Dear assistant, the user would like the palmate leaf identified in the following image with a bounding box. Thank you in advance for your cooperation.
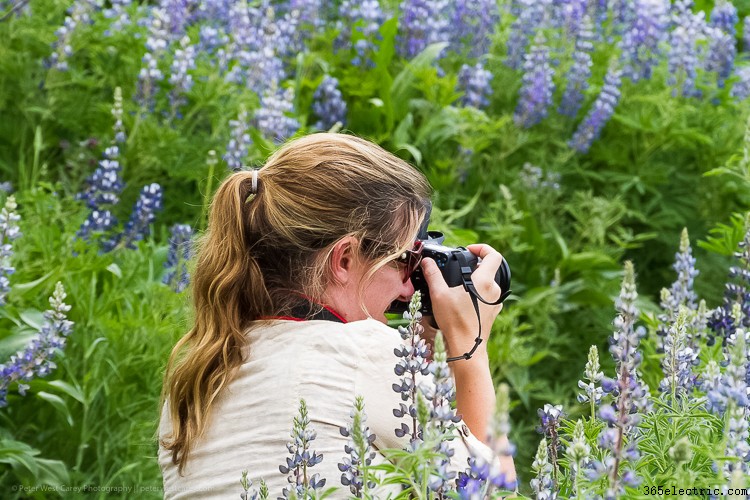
[697,213,748,256]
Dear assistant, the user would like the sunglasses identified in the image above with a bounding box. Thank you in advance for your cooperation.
[394,240,424,283]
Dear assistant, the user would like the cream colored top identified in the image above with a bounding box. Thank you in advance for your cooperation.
[158,318,495,499]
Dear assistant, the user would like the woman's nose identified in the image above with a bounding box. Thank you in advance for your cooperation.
[397,277,416,301]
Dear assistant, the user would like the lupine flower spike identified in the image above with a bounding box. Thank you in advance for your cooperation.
[566,419,591,498]
[397,0,451,60]
[279,399,327,498]
[312,76,347,131]
[537,404,563,490]
[255,87,300,145]
[163,224,193,293]
[530,438,556,499]
[568,63,622,154]
[105,183,163,251]
[577,345,604,421]
[338,396,376,497]
[513,32,555,129]
[0,282,74,407]
[659,308,699,402]
[457,62,493,110]
[225,107,252,171]
[392,291,429,447]
[0,196,21,306]
[239,471,263,500]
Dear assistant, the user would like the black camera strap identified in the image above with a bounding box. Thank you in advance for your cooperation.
[446,252,509,363]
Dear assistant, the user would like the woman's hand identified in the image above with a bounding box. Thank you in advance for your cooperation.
[420,243,505,358]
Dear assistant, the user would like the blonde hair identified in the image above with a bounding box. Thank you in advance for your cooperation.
[161,133,431,472]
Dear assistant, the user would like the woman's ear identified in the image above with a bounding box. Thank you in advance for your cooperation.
[329,236,359,284]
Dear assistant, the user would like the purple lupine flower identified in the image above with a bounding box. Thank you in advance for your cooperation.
[335,1,387,67]
[397,0,451,60]
[590,262,648,498]
[224,107,252,171]
[338,396,376,497]
[168,35,196,116]
[668,1,709,98]
[731,66,750,101]
[706,325,750,478]
[162,0,190,36]
[392,292,430,446]
[0,196,21,306]
[619,0,669,82]
[48,0,97,71]
[529,438,557,500]
[255,88,300,144]
[710,0,738,37]
[163,224,192,293]
[457,457,516,500]
[552,0,588,42]
[105,183,163,251]
[0,282,73,407]
[659,308,700,400]
[192,0,233,25]
[513,32,555,128]
[504,0,550,70]
[708,226,750,346]
[224,2,287,95]
[450,0,500,58]
[198,25,230,56]
[239,471,263,500]
[568,64,622,154]
[704,26,736,89]
[558,15,594,118]
[457,62,493,109]
[312,76,347,131]
[76,146,124,210]
[77,210,117,244]
[537,403,563,491]
[0,183,12,194]
[103,0,132,36]
[288,0,325,29]
[577,345,605,420]
[279,399,327,498]
[136,7,170,109]
[670,228,700,311]
[744,17,750,52]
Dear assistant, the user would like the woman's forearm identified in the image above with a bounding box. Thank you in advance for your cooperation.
[450,350,496,443]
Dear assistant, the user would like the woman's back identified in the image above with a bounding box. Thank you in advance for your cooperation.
[159,318,493,498]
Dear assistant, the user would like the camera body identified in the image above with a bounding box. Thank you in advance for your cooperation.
[387,231,511,316]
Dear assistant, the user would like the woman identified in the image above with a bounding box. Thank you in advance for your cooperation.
[158,133,515,498]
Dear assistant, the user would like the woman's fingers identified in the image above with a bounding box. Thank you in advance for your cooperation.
[466,244,505,300]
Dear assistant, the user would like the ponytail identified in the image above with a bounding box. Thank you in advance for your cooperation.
[161,171,269,473]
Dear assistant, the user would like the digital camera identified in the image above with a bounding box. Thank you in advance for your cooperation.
[387,230,511,316]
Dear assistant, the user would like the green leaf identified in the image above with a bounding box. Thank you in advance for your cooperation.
[39,380,85,405]
[19,309,44,330]
[391,42,448,118]
[0,330,36,360]
[36,392,74,426]
[394,143,422,165]
[34,458,70,487]
[106,263,122,278]
[13,272,53,293]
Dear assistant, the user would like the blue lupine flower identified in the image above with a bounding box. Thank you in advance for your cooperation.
[192,0,233,25]
[668,1,708,98]
[0,282,73,407]
[76,146,124,210]
[457,62,493,109]
[105,183,163,251]
[744,17,750,52]
[198,25,230,55]
[670,228,700,311]
[568,64,622,154]
[704,26,736,89]
[397,0,451,60]
[255,88,300,144]
[239,471,262,500]
[112,87,126,144]
[162,0,190,36]
[710,0,738,37]
[136,7,170,109]
[48,0,97,71]
[312,76,347,131]
[338,396,376,497]
[529,438,557,499]
[708,226,750,346]
[590,262,648,498]
[552,0,587,42]
[731,66,750,101]
[706,326,750,478]
[577,345,605,419]
[279,399,327,498]
[224,108,252,171]
[335,1,386,67]
[103,0,132,36]
[558,15,594,117]
[505,0,550,70]
[168,35,196,116]
[620,0,669,82]
[450,0,500,58]
[224,2,287,95]
[513,32,554,128]
[0,196,21,306]
[392,293,430,445]
[288,0,325,29]
[163,224,192,293]
[659,308,700,399]
[566,419,591,497]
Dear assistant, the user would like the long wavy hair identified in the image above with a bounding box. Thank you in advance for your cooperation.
[160,133,431,473]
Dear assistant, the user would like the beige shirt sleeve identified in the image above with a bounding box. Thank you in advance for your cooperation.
[353,319,496,473]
